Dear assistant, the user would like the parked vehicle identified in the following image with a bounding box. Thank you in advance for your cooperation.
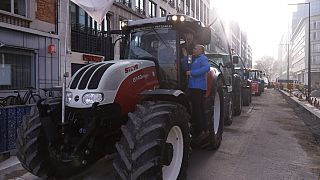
[206,53,241,125]
[234,67,252,106]
[16,14,241,179]
[233,55,252,107]
[248,69,264,96]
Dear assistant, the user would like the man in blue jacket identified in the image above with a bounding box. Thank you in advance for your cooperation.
[182,44,210,143]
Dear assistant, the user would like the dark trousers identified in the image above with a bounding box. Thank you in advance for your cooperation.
[189,88,206,136]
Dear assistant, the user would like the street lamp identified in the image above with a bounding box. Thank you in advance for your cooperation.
[279,43,290,82]
[288,2,311,100]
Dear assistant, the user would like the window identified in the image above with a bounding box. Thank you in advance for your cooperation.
[136,0,145,14]
[180,0,184,12]
[312,55,320,65]
[14,0,25,16]
[70,3,77,24]
[312,44,320,52]
[313,21,317,30]
[196,0,199,20]
[0,0,11,13]
[186,0,190,15]
[149,1,156,18]
[200,1,203,22]
[119,18,127,30]
[70,2,111,56]
[79,8,86,26]
[0,0,25,16]
[0,48,35,90]
[160,8,166,17]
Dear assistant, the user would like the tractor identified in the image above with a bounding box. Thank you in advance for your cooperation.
[16,15,238,179]
[233,56,252,107]
[248,69,264,96]
[206,53,241,125]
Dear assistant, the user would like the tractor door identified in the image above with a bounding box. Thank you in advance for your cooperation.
[125,27,179,89]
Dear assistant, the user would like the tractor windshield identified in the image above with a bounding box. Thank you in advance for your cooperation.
[249,71,261,80]
[206,54,230,67]
[125,27,177,63]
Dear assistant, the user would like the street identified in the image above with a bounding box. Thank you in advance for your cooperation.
[188,89,320,179]
[1,89,320,180]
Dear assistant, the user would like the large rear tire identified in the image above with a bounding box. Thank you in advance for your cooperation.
[243,88,250,106]
[113,101,190,180]
[233,86,242,116]
[203,81,224,150]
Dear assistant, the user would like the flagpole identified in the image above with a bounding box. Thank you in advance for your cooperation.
[61,0,70,124]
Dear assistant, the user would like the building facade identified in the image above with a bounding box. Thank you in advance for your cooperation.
[0,0,60,95]
[225,19,252,68]
[289,0,320,88]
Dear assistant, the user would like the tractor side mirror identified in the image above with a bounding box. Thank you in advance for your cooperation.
[198,27,211,45]
[232,56,239,64]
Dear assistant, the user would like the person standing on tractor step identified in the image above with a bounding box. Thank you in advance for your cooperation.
[180,30,196,56]
[181,44,210,142]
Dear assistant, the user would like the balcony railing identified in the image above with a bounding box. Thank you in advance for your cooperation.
[0,11,31,28]
[135,6,146,16]
[116,0,132,8]
[71,24,110,57]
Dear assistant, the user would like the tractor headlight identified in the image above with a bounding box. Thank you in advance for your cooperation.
[66,91,73,104]
[82,93,104,105]
[172,15,178,21]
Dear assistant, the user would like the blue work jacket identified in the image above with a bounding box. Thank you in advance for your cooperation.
[181,54,210,90]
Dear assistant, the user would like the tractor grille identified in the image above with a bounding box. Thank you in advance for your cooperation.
[78,63,103,89]
[88,63,114,89]
[70,64,93,89]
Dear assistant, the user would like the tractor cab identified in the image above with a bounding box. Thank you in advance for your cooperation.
[121,15,211,90]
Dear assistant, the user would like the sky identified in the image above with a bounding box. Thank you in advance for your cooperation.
[211,0,302,62]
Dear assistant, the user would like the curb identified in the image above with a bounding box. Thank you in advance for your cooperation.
[279,90,320,144]
[0,152,10,163]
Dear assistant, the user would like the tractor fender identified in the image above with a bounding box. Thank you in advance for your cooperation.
[205,67,223,98]
[141,89,190,113]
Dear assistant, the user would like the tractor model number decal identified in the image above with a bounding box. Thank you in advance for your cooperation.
[133,74,149,83]
[125,64,139,73]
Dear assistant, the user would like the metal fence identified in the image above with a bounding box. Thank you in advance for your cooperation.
[71,24,109,57]
[0,105,32,153]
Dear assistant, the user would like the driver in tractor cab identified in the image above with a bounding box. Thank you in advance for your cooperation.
[181,44,210,145]
[180,29,197,56]
[180,29,197,90]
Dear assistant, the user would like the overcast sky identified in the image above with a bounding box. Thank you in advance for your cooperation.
[211,0,303,63]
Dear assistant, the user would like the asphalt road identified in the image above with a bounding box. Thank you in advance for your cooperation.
[1,89,320,180]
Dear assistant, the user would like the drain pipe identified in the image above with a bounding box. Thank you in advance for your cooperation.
[61,0,70,124]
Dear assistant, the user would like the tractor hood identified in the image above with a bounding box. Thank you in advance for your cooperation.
[66,59,157,108]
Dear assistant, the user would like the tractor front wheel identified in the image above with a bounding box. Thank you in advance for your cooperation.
[113,101,190,180]
[16,107,86,178]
